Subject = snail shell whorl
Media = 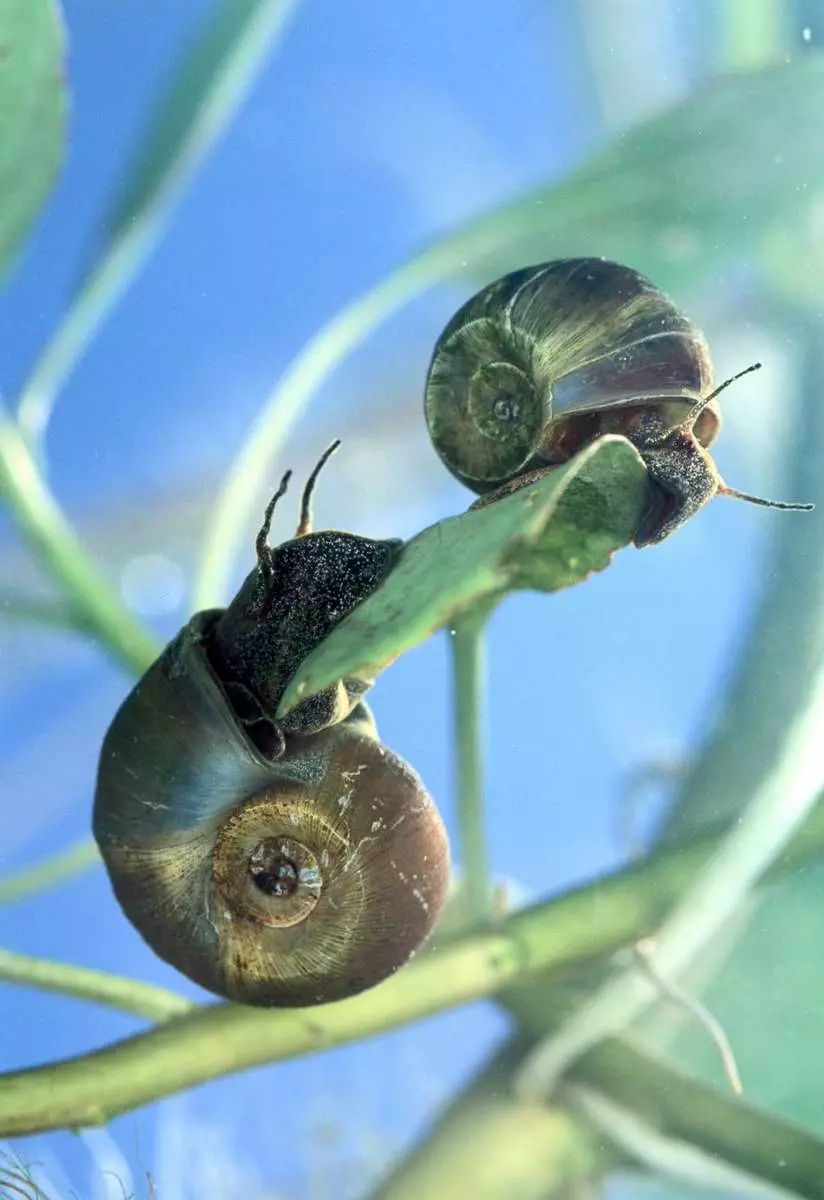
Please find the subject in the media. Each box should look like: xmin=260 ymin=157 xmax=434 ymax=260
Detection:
xmin=425 ymin=258 xmax=715 ymax=492
xmin=93 ymin=618 xmax=449 ymax=1006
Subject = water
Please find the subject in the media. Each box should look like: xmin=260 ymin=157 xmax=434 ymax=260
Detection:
xmin=1 ymin=2 xmax=822 ymax=1197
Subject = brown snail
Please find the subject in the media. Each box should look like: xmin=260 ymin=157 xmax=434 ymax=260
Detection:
xmin=424 ymin=258 xmax=812 ymax=544
xmin=93 ymin=447 xmax=449 ymax=1006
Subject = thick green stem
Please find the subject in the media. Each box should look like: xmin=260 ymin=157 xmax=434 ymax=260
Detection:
xmin=450 ymin=611 xmax=491 ymax=925
xmin=369 ymin=1036 xmax=608 ymax=1200
xmin=0 ymin=949 xmax=193 ymax=1022
xmin=3 ymin=799 xmax=824 ymax=1137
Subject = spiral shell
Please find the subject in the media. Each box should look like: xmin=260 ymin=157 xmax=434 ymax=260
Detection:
xmin=425 ymin=257 xmax=716 ymax=492
xmin=93 ymin=617 xmax=450 ymax=1006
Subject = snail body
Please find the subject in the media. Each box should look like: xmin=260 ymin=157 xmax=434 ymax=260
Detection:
xmin=94 ymin=447 xmax=449 ymax=1006
xmin=425 ymin=258 xmax=811 ymax=543
xmin=206 ymin=445 xmax=402 ymax=758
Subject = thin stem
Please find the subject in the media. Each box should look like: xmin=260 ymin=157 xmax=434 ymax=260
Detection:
xmin=565 ymin=1038 xmax=824 ymax=1198
xmin=0 ymin=591 xmax=91 ymax=633
xmin=515 ymin=645 xmax=824 ymax=1099
xmin=450 ymin=610 xmax=492 ymax=926
xmin=16 ymin=0 xmax=302 ymax=444
xmin=0 ymin=949 xmax=193 ymax=1022
xmin=0 ymin=838 xmax=100 ymax=907
xmin=192 ymin=257 xmax=441 ymax=608
xmin=631 ymin=938 xmax=742 ymax=1096
xmin=0 ymin=412 xmax=158 ymax=675
xmin=3 ymin=797 xmax=824 ymax=1136
xmin=191 ymin=184 xmax=607 ymax=609
xmin=657 ymin=309 xmax=824 ymax=844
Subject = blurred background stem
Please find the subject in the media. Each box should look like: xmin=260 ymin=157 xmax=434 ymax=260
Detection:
xmin=0 ymin=949 xmax=192 ymax=1021
xmin=450 ymin=609 xmax=492 ymax=927
xmin=717 ymin=0 xmax=787 ymax=68
xmin=0 ymin=837 xmax=99 ymax=906
xmin=655 ymin=307 xmax=824 ymax=843
xmin=15 ymin=0 xmax=301 ymax=447
xmin=0 ymin=410 xmax=158 ymax=674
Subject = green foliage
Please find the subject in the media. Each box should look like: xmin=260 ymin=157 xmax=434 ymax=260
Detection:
xmin=0 ymin=0 xmax=65 ymax=276
xmin=195 ymin=56 xmax=824 ymax=609
xmin=279 ymin=437 xmax=647 ymax=715
xmin=463 ymin=58 xmax=824 ymax=292
xmin=1 ymin=3 xmax=824 ymax=1198
xmin=102 ymin=0 xmax=299 ymax=246
xmin=16 ymin=0 xmax=301 ymax=442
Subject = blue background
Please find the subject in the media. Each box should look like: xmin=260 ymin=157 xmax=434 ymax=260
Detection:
xmin=0 ymin=2 xmax=812 ymax=1196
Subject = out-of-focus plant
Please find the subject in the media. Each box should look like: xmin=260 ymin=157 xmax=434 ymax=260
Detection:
xmin=3 ymin=3 xmax=824 ymax=1198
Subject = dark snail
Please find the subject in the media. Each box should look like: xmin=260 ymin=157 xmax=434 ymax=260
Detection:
xmin=93 ymin=448 xmax=449 ymax=1006
xmin=205 ymin=440 xmax=403 ymax=759
xmin=424 ymin=258 xmax=812 ymax=544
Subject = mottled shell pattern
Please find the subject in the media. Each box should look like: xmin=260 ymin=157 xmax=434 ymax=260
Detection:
xmin=425 ymin=257 xmax=717 ymax=492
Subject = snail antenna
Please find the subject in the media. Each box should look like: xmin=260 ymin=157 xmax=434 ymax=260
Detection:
xmin=718 ymin=483 xmax=814 ymax=513
xmin=296 ymin=439 xmax=342 ymax=537
xmin=683 ymin=362 xmax=762 ymax=427
xmin=256 ymin=469 xmax=292 ymax=593
xmin=681 ymin=361 xmax=814 ymax=515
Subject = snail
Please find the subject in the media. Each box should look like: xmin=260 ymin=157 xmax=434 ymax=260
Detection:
xmin=93 ymin=448 xmax=450 ymax=1006
xmin=424 ymin=258 xmax=812 ymax=544
xmin=204 ymin=440 xmax=403 ymax=759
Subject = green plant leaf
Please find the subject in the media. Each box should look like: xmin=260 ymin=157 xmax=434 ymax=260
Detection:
xmin=0 ymin=0 xmax=66 ymax=275
xmin=16 ymin=0 xmax=301 ymax=441
xmin=197 ymin=56 xmax=824 ymax=609
xmin=278 ymin=436 xmax=647 ymax=715
xmin=463 ymin=56 xmax=824 ymax=291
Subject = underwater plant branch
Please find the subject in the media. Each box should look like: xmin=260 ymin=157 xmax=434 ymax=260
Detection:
xmin=0 ymin=411 xmax=159 ymax=674
xmin=630 ymin=937 xmax=742 ymax=1095
xmin=3 ymin=797 xmax=824 ymax=1136
xmin=369 ymin=1029 xmax=824 ymax=1200
xmin=450 ymin=607 xmax=493 ymax=926
xmin=15 ymin=0 xmax=302 ymax=444
xmin=193 ymin=254 xmax=453 ymax=609
xmin=514 ymin=642 xmax=824 ymax=1101
xmin=0 ymin=949 xmax=193 ymax=1022
xmin=368 ymin=1035 xmax=610 ymax=1200
xmin=564 ymin=1037 xmax=824 ymax=1199
xmin=193 ymin=59 xmax=824 ymax=609
xmin=0 ymin=590 xmax=93 ymax=632
xmin=0 ymin=837 xmax=100 ymax=907
xmin=718 ymin=0 xmax=788 ymax=69
xmin=657 ymin=306 xmax=824 ymax=844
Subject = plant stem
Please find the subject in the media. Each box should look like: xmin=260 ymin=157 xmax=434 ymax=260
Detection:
xmin=16 ymin=0 xmax=302 ymax=444
xmin=0 ymin=838 xmax=100 ymax=907
xmin=515 ymin=637 xmax=824 ymax=1098
xmin=657 ymin=307 xmax=824 ymax=844
xmin=450 ymin=610 xmax=492 ymax=926
xmin=368 ymin=1029 xmax=824 ymax=1200
xmin=0 ymin=949 xmax=193 ymax=1022
xmin=0 ymin=412 xmax=158 ymax=675
xmin=369 ymin=1036 xmax=607 ymax=1200
xmin=565 ymin=1038 xmax=824 ymax=1198
xmin=3 ymin=798 xmax=824 ymax=1136
xmin=718 ymin=0 xmax=787 ymax=70
xmin=0 ymin=591 xmax=91 ymax=632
